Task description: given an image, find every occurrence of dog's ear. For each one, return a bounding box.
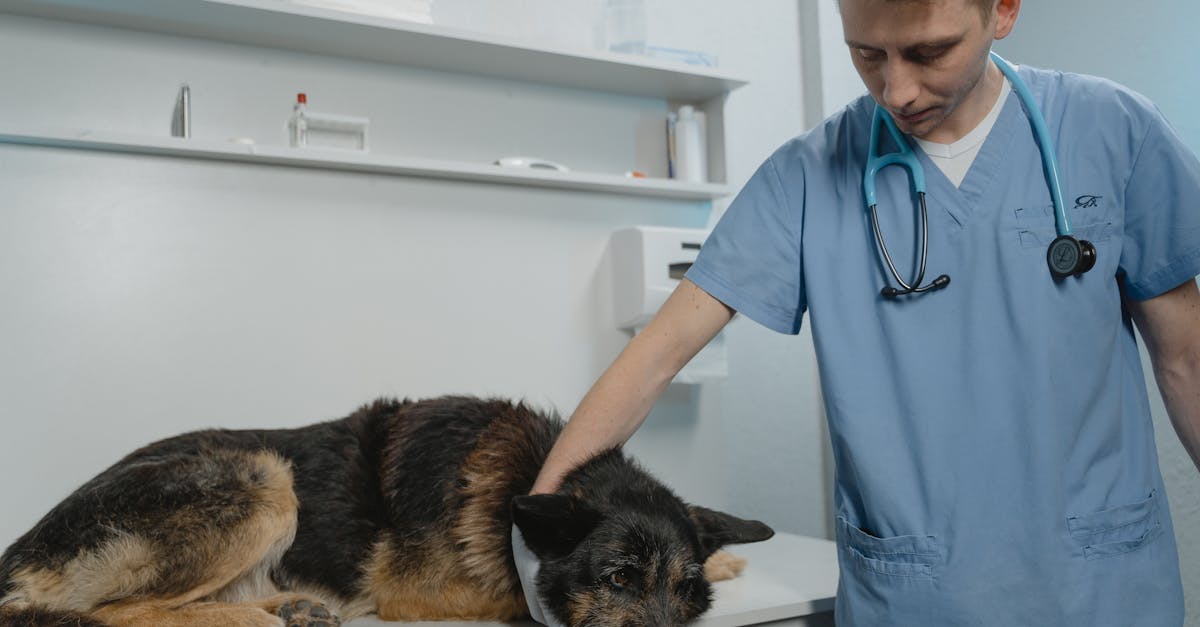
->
[512,494,603,559]
[687,505,775,558]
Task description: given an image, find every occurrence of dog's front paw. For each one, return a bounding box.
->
[704,550,748,582]
[278,599,341,627]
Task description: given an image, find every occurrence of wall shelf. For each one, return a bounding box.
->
[0,0,748,102]
[0,1,747,197]
[0,128,735,200]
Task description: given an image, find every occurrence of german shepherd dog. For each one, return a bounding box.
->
[0,395,774,626]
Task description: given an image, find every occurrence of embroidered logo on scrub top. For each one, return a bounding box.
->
[1074,195,1102,209]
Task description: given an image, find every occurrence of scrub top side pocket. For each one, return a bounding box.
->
[835,516,941,626]
[836,515,941,577]
[1067,490,1164,561]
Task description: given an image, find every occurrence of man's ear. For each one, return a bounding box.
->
[687,505,776,559]
[993,0,1020,40]
[512,494,603,559]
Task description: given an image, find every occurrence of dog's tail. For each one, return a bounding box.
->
[0,605,108,627]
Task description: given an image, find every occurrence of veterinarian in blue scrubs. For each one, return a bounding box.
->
[525,0,1200,624]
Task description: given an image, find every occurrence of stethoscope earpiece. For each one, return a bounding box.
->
[881,274,950,299]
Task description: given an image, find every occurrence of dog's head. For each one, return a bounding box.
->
[511,453,774,626]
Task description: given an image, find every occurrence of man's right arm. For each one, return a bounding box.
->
[530,278,735,495]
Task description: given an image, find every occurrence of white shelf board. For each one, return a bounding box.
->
[0,0,748,102]
[0,128,733,201]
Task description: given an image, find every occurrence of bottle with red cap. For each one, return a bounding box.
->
[288,93,308,147]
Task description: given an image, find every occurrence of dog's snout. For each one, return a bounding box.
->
[644,597,685,627]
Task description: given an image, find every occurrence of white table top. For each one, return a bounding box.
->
[346,532,838,627]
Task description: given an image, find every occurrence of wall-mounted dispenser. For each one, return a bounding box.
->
[610,226,727,383]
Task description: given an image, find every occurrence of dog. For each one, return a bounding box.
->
[0,395,774,626]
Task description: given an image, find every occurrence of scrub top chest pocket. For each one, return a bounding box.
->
[1013,200,1116,253]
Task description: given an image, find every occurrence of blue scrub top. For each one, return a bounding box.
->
[687,64,1200,625]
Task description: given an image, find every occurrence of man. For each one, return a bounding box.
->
[526,0,1200,623]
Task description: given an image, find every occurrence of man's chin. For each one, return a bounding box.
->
[892,109,939,137]
[904,116,956,142]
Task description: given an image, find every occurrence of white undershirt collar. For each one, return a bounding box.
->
[912,71,1014,187]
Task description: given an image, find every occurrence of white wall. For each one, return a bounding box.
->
[0,0,827,551]
[997,1,1200,151]
[997,4,1200,624]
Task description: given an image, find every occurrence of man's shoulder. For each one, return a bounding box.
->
[1021,64,1160,122]
[769,94,875,171]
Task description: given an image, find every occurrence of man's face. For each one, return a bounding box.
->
[841,0,1002,142]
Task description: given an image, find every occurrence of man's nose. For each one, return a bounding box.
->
[882,60,920,111]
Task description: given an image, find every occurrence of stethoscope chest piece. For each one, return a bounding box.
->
[1047,235,1097,279]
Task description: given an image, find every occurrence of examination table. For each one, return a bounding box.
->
[345,533,837,627]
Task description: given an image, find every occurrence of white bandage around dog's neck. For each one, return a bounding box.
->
[511,526,566,627]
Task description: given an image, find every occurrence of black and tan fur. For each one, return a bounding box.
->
[0,395,773,626]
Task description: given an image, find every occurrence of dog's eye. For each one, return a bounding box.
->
[606,568,634,591]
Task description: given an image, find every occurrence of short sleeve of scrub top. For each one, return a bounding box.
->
[684,152,805,335]
[1118,103,1200,299]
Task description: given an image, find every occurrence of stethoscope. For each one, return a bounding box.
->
[864,51,1096,299]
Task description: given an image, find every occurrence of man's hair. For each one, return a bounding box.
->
[838,0,996,24]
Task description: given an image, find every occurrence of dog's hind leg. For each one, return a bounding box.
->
[91,600,284,627]
[92,597,343,627]
[8,449,302,627]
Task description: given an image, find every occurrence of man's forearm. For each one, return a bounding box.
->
[1153,353,1200,472]
[1128,279,1200,474]
[530,279,735,494]
[529,350,674,495]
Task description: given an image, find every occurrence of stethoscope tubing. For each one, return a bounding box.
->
[865,105,927,206]
[864,51,1079,297]
[990,52,1072,237]
[870,195,929,293]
